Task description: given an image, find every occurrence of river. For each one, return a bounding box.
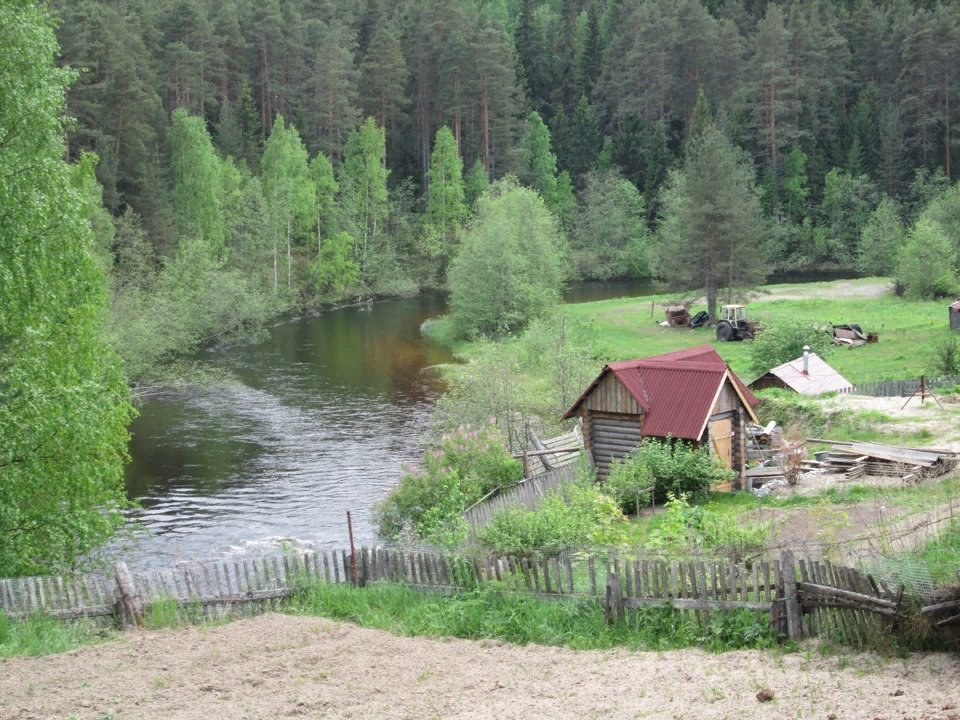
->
[119,280,653,568]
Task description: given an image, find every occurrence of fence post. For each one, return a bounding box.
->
[114,561,143,628]
[779,551,802,640]
[604,571,623,625]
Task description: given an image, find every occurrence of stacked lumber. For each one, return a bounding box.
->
[810,440,960,481]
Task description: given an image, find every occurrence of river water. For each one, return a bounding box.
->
[119,280,652,568]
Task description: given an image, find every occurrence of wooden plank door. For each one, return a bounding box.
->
[708,417,734,469]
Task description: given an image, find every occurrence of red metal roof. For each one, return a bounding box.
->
[563,345,758,437]
[614,361,727,440]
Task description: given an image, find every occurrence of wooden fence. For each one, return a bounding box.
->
[1,547,956,648]
[462,463,580,537]
[851,375,960,398]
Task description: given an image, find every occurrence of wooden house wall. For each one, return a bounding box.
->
[711,379,744,415]
[582,372,644,414]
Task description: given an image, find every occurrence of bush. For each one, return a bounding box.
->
[931,333,960,376]
[607,439,734,506]
[603,455,653,515]
[645,494,770,561]
[477,481,628,556]
[748,318,834,374]
[374,425,523,547]
[896,218,958,300]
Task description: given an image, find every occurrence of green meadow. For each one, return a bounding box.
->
[562,277,951,382]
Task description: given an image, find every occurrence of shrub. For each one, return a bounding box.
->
[374,425,523,547]
[477,482,628,556]
[607,439,734,506]
[603,455,653,515]
[645,494,770,561]
[748,318,834,374]
[931,333,960,376]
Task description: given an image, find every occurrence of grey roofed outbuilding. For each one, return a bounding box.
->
[749,352,853,396]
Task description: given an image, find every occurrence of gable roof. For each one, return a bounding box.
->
[564,346,759,439]
[757,352,853,395]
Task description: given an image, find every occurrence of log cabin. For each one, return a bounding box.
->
[564,346,759,486]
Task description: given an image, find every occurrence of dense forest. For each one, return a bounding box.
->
[49,0,960,372]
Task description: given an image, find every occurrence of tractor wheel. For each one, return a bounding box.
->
[716,321,734,341]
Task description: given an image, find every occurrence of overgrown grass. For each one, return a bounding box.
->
[286,581,778,652]
[0,612,109,658]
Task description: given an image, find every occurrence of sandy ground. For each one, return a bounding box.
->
[2,614,959,720]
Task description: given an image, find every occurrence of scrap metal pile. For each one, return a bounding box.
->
[808,440,960,483]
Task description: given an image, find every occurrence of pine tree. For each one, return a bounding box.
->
[656,125,767,320]
[359,18,408,158]
[1,0,134,574]
[302,19,360,161]
[746,4,799,173]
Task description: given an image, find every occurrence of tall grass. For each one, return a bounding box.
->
[0,612,109,658]
[286,582,778,652]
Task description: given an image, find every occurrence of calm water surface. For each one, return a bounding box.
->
[119,280,653,568]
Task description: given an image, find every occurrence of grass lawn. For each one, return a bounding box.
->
[562,277,950,383]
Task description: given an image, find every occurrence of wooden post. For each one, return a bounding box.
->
[779,551,802,640]
[114,562,143,628]
[604,571,623,625]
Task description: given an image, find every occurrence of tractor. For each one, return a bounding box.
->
[715,304,761,341]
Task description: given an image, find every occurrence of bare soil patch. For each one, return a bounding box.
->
[2,613,959,720]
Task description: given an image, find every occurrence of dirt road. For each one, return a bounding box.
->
[1,614,958,720]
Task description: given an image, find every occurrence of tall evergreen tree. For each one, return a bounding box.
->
[656,125,767,320]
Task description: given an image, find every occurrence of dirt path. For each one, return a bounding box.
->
[2,614,959,720]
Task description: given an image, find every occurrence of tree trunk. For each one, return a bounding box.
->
[706,224,718,321]
[287,218,292,290]
[481,75,490,174]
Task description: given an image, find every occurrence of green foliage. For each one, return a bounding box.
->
[930,334,960,377]
[814,169,880,267]
[0,2,135,575]
[309,231,360,296]
[477,481,628,556]
[433,313,601,446]
[463,159,490,208]
[373,425,522,546]
[308,152,339,248]
[896,218,958,300]
[781,145,810,222]
[425,126,467,274]
[858,197,905,276]
[644,494,770,561]
[656,125,767,321]
[0,613,106,658]
[748,318,835,373]
[448,179,566,338]
[339,117,390,282]
[169,109,225,253]
[288,582,776,652]
[571,170,651,280]
[603,454,653,516]
[261,116,315,294]
[610,440,734,506]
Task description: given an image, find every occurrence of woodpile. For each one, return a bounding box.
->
[808,440,960,482]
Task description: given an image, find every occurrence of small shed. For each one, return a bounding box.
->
[950,300,960,332]
[564,345,759,483]
[749,348,853,395]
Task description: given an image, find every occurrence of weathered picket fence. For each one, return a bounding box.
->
[462,463,579,537]
[1,547,955,648]
[851,374,960,398]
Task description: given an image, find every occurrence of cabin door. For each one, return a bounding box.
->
[708,417,734,469]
